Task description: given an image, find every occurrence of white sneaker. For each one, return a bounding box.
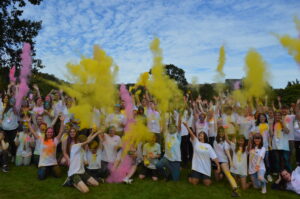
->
[261,185,267,194]
[123,178,133,184]
[267,175,273,182]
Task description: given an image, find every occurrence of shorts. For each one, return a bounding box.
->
[70,172,91,185]
[189,170,210,180]
[140,165,159,177]
[232,173,247,178]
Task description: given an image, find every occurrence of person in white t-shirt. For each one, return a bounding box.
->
[183,122,220,186]
[248,133,267,194]
[139,134,161,181]
[155,121,181,181]
[29,115,65,180]
[66,131,101,193]
[99,126,121,177]
[14,124,34,166]
[85,140,103,181]
[272,166,300,195]
[213,127,240,197]
[230,135,249,190]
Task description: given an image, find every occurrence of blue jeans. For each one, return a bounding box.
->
[155,157,181,181]
[273,150,291,172]
[251,170,266,188]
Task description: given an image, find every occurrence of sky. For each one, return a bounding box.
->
[22,0,300,88]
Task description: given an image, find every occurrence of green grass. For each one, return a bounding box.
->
[0,165,298,199]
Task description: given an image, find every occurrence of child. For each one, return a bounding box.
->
[139,134,161,181]
[85,140,103,181]
[248,133,267,194]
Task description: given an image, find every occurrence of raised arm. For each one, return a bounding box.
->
[55,115,65,141]
[82,130,102,146]
[183,122,196,140]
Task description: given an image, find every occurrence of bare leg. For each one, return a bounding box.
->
[74,181,89,193]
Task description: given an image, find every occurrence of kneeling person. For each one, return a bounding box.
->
[67,131,102,193]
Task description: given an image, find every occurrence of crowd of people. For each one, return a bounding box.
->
[0,82,299,196]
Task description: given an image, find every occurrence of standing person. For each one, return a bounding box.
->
[248,133,267,194]
[99,126,121,178]
[294,104,300,166]
[1,97,19,161]
[0,130,9,172]
[66,131,101,193]
[254,113,272,182]
[237,108,255,143]
[230,135,249,190]
[60,127,78,166]
[182,122,220,186]
[29,115,65,180]
[271,111,291,173]
[213,127,240,197]
[156,120,181,181]
[32,122,47,166]
[146,101,161,143]
[14,123,34,166]
[207,109,218,146]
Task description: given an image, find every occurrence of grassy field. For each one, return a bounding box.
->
[0,165,298,199]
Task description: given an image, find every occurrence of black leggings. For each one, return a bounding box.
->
[4,129,18,157]
[295,141,300,166]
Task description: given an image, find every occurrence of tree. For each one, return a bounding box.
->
[199,83,217,101]
[0,0,43,71]
[165,64,188,90]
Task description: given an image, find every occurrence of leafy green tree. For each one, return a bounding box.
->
[0,0,43,70]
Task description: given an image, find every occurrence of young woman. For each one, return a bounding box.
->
[1,97,19,160]
[100,126,121,178]
[271,111,291,174]
[272,166,300,195]
[0,130,9,172]
[155,121,181,181]
[213,127,240,197]
[139,134,161,181]
[67,132,101,193]
[254,113,272,182]
[230,135,249,190]
[32,122,47,166]
[14,123,34,166]
[61,127,78,166]
[248,133,267,194]
[183,122,220,186]
[29,115,65,180]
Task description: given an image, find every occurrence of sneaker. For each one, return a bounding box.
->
[123,178,133,184]
[231,188,240,197]
[267,175,273,182]
[2,165,8,173]
[261,185,267,194]
[62,177,73,187]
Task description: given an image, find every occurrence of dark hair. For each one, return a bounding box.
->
[251,133,263,149]
[198,131,208,143]
[255,113,268,126]
[235,135,246,153]
[216,126,225,143]
[44,127,55,141]
[66,128,78,155]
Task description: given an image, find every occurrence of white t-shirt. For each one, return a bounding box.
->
[143,143,161,169]
[1,108,19,130]
[101,134,121,163]
[254,124,270,151]
[286,166,300,194]
[213,140,230,163]
[68,143,85,176]
[38,138,59,167]
[237,116,255,139]
[249,146,266,175]
[294,120,300,141]
[192,139,217,177]
[14,132,34,157]
[85,149,102,170]
[272,122,290,151]
[146,109,161,134]
[106,113,126,132]
[33,130,44,155]
[222,113,237,135]
[208,116,217,138]
[284,114,295,141]
[230,143,248,176]
[164,132,181,162]
[195,120,209,136]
